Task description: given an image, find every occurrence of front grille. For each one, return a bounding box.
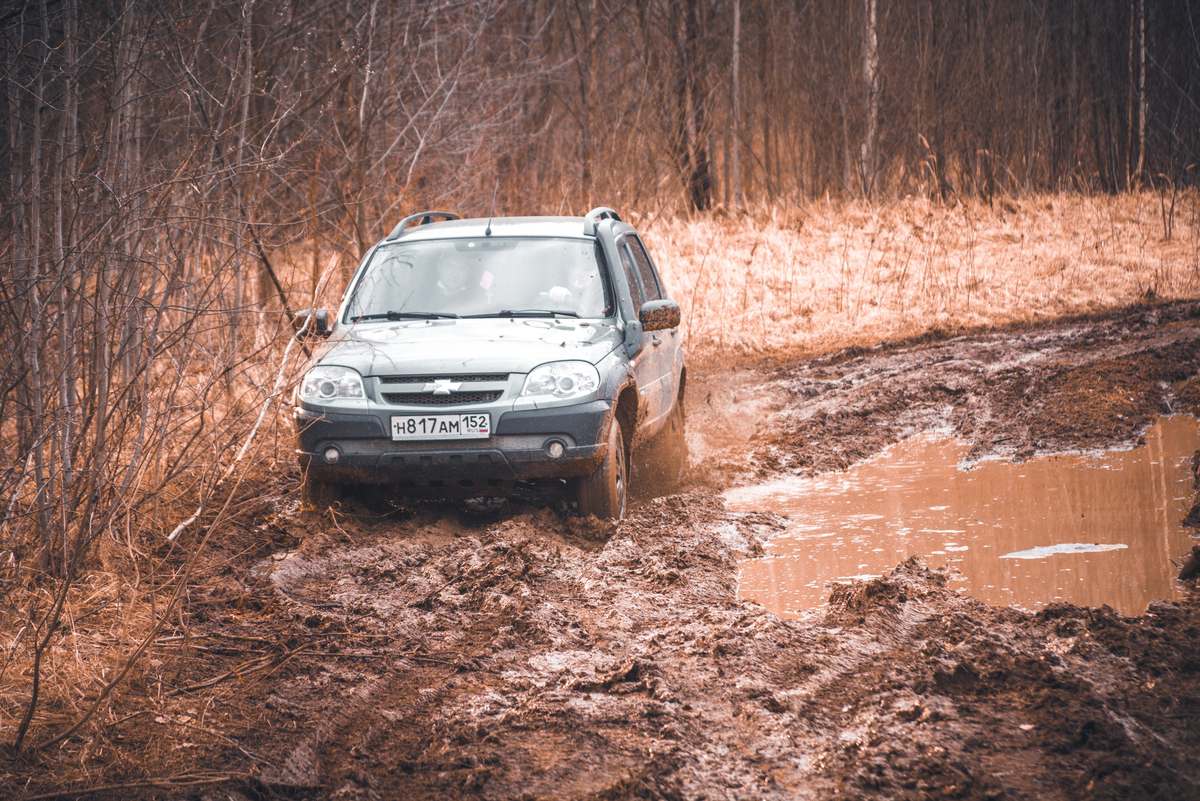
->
[383,391,503,406]
[378,374,508,384]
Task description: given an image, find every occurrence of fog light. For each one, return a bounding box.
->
[323,446,340,464]
[545,440,565,459]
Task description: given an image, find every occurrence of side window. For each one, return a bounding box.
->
[616,237,645,310]
[627,235,662,301]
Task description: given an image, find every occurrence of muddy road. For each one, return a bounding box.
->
[18,302,1200,800]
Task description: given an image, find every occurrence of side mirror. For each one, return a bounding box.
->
[294,308,331,338]
[638,299,681,332]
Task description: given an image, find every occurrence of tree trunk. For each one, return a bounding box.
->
[861,0,879,197]
[1136,0,1146,184]
[1126,0,1135,189]
[29,1,50,565]
[731,0,742,212]
[677,0,712,211]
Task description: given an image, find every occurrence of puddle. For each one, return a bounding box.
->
[725,416,1200,616]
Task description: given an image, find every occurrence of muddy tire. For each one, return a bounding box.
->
[577,417,627,519]
[302,474,343,512]
[653,400,688,488]
[633,399,688,496]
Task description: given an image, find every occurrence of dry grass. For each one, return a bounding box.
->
[642,191,1200,355]
[0,468,297,792]
[0,561,156,749]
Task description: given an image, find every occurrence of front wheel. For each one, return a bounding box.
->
[576,417,627,519]
[632,399,688,496]
[651,400,688,489]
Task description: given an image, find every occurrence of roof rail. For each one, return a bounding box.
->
[386,210,460,241]
[582,206,622,236]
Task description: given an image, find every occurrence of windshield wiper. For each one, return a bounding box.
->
[493,309,580,318]
[351,310,459,322]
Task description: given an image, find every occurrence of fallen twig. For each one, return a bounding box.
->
[165,644,307,697]
[23,773,243,800]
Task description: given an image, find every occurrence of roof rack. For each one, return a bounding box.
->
[582,206,622,236]
[386,210,460,241]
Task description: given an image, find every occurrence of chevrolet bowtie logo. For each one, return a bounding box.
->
[424,379,461,395]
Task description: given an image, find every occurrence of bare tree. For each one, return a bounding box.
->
[730,0,742,211]
[861,0,880,196]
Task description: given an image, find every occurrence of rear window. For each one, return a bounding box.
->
[344,238,614,320]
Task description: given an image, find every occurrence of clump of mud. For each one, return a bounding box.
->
[1178,375,1200,414]
[1177,374,1200,533]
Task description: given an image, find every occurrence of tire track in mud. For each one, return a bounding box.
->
[263,671,391,788]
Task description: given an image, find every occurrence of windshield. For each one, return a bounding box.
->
[343,237,614,322]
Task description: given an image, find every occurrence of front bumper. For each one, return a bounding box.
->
[295,400,611,486]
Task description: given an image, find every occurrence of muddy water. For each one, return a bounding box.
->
[726,416,1200,616]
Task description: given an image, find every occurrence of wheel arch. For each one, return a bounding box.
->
[615,384,639,459]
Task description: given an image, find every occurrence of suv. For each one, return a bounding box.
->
[293,207,686,518]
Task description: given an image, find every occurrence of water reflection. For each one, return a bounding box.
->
[725,416,1200,616]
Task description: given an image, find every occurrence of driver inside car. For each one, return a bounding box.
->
[423,256,490,312]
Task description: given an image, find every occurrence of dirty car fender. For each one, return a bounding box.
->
[599,350,637,405]
[596,350,641,447]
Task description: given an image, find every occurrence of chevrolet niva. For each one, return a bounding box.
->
[292,207,686,518]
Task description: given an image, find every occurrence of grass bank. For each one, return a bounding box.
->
[645,191,1200,355]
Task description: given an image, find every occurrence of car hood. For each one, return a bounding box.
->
[313,318,624,376]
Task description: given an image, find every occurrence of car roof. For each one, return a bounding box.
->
[383,216,602,244]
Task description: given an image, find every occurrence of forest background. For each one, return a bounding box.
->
[1,0,1199,766]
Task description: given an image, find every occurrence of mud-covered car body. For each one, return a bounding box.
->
[293,208,685,517]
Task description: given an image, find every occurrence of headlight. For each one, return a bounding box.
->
[521,361,601,400]
[300,366,365,402]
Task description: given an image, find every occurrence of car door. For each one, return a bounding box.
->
[618,234,676,432]
[615,235,662,429]
[627,234,680,424]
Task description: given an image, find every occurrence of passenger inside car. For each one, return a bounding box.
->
[543,262,607,316]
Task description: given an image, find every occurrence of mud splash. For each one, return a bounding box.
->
[728,415,1200,616]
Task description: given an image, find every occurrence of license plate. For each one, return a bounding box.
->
[391,413,490,441]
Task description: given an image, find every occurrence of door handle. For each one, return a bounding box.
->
[651,335,663,346]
